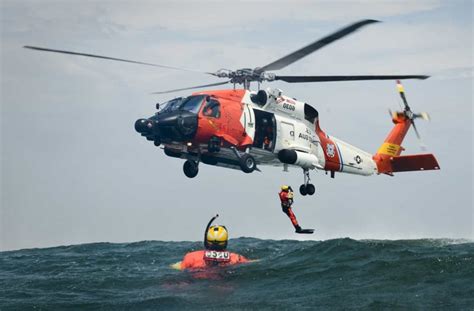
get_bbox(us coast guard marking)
[326,143,336,158]
[298,129,313,141]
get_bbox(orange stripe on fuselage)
[315,120,342,172]
[191,89,252,148]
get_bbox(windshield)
[179,95,206,113]
[160,97,183,113]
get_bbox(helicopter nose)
[154,111,198,140]
[135,111,198,142]
[134,118,153,133]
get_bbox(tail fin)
[376,111,410,158]
[373,113,440,174]
[373,81,440,174]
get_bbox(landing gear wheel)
[300,169,316,196]
[299,184,315,196]
[153,139,161,147]
[299,184,307,196]
[183,160,199,178]
[306,184,315,195]
[239,154,256,173]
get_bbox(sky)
[1,0,472,251]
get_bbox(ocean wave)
[1,238,473,310]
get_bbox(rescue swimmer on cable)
[24,19,440,197]
[279,185,314,234]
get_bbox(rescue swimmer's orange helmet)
[281,185,289,191]
[206,225,228,250]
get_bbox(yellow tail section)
[373,113,440,174]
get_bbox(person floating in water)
[172,215,250,270]
[279,185,314,234]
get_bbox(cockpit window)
[179,95,206,113]
[160,97,183,113]
[202,98,220,118]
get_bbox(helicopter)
[24,19,440,196]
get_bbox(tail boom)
[373,113,440,174]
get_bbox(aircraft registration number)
[282,103,295,111]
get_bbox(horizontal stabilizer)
[390,154,440,172]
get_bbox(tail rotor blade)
[396,80,410,111]
[411,120,421,140]
[411,120,427,151]
[388,108,395,119]
[415,112,431,121]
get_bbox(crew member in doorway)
[263,136,271,150]
[263,126,273,150]
[172,215,250,270]
[278,186,314,234]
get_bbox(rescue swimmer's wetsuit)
[279,188,302,232]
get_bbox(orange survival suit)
[279,186,303,233]
[178,215,249,271]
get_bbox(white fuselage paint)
[241,89,377,176]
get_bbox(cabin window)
[304,103,319,123]
[202,99,221,118]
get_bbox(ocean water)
[1,238,473,310]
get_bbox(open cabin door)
[252,109,276,152]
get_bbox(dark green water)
[1,238,473,310]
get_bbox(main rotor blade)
[24,45,211,74]
[151,81,231,94]
[256,19,380,73]
[275,75,429,83]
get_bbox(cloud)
[2,0,443,35]
[430,66,474,80]
[98,1,443,31]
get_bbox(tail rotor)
[396,80,429,150]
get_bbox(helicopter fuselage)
[134,88,377,178]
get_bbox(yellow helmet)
[281,185,289,191]
[206,225,228,250]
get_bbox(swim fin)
[295,227,314,234]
